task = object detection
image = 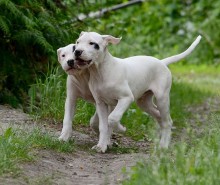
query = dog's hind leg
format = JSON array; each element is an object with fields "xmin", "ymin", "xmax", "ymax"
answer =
[
  {"xmin": 90, "ymin": 111, "xmax": 99, "ymax": 133},
  {"xmin": 153, "ymin": 89, "xmax": 173, "ymax": 149},
  {"xmin": 137, "ymin": 91, "xmax": 161, "ymax": 123}
]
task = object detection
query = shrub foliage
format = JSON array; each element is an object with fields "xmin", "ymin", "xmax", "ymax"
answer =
[{"xmin": 0, "ymin": 0, "xmax": 79, "ymax": 106}]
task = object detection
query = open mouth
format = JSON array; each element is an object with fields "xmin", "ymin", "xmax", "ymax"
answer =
[{"xmin": 76, "ymin": 58, "xmax": 92, "ymax": 66}]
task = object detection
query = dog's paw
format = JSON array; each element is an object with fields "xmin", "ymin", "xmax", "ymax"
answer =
[
  {"xmin": 58, "ymin": 130, "xmax": 72, "ymax": 141},
  {"xmin": 113, "ymin": 123, "xmax": 126, "ymax": 133},
  {"xmin": 92, "ymin": 144, "xmax": 107, "ymax": 153}
]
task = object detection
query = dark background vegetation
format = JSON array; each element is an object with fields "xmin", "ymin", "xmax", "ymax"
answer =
[{"xmin": 0, "ymin": 0, "xmax": 220, "ymax": 108}]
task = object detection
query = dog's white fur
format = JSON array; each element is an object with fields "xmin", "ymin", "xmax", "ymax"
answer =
[
  {"xmin": 73, "ymin": 32, "xmax": 201, "ymax": 152},
  {"xmin": 57, "ymin": 44, "xmax": 126, "ymax": 141}
]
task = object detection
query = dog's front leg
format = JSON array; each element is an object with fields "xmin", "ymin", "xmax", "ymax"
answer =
[
  {"xmin": 108, "ymin": 106, "xmax": 126, "ymax": 133},
  {"xmin": 92, "ymin": 102, "xmax": 110, "ymax": 153},
  {"xmin": 59, "ymin": 77, "xmax": 77, "ymax": 141},
  {"xmin": 108, "ymin": 96, "xmax": 134, "ymax": 136},
  {"xmin": 59, "ymin": 96, "xmax": 76, "ymax": 141}
]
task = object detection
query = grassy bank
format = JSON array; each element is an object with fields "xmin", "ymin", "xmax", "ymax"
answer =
[{"xmin": 0, "ymin": 127, "xmax": 74, "ymax": 176}]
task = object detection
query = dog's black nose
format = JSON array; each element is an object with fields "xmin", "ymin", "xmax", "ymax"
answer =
[
  {"xmin": 75, "ymin": 50, "xmax": 83, "ymax": 57},
  {"xmin": 67, "ymin": 59, "xmax": 74, "ymax": 67}
]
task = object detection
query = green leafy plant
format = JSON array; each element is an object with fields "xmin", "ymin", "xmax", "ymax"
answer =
[{"xmin": 0, "ymin": 0, "xmax": 79, "ymax": 107}]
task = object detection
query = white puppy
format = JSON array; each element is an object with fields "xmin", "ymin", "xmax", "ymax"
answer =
[
  {"xmin": 57, "ymin": 44, "xmax": 126, "ymax": 141},
  {"xmin": 73, "ymin": 32, "xmax": 201, "ymax": 153}
]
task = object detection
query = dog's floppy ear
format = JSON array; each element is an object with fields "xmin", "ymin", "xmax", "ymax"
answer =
[
  {"xmin": 102, "ymin": 35, "xmax": 122, "ymax": 46},
  {"xmin": 57, "ymin": 48, "xmax": 62, "ymax": 62}
]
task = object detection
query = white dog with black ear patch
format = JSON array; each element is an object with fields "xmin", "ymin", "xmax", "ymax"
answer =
[
  {"xmin": 73, "ymin": 32, "xmax": 201, "ymax": 153},
  {"xmin": 57, "ymin": 44, "xmax": 126, "ymax": 142}
]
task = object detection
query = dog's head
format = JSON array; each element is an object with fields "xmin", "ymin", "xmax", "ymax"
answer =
[
  {"xmin": 74, "ymin": 31, "xmax": 121, "ymax": 69},
  {"xmin": 57, "ymin": 44, "xmax": 79, "ymax": 75}
]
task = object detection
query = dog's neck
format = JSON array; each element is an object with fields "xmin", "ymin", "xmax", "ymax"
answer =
[{"xmin": 88, "ymin": 50, "xmax": 116, "ymax": 82}]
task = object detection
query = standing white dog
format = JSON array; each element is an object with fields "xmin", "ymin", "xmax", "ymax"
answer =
[
  {"xmin": 73, "ymin": 32, "xmax": 201, "ymax": 153},
  {"xmin": 57, "ymin": 44, "xmax": 126, "ymax": 141}
]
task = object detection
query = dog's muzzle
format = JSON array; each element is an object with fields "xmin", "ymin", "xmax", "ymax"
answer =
[
  {"xmin": 74, "ymin": 50, "xmax": 92, "ymax": 67},
  {"xmin": 75, "ymin": 50, "xmax": 83, "ymax": 57},
  {"xmin": 67, "ymin": 59, "xmax": 75, "ymax": 68}
]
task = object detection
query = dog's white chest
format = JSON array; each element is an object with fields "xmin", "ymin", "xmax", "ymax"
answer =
[{"xmin": 90, "ymin": 82, "xmax": 118, "ymax": 106}]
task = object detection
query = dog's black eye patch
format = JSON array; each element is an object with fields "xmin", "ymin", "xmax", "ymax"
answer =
[
  {"xmin": 89, "ymin": 42, "xmax": 99, "ymax": 50},
  {"xmin": 72, "ymin": 45, "xmax": 76, "ymax": 52}
]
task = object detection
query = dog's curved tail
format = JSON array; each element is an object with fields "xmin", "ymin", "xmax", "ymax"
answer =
[{"xmin": 161, "ymin": 35, "xmax": 202, "ymax": 65}]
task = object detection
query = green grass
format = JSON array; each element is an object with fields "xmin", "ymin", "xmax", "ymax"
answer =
[
  {"xmin": 0, "ymin": 127, "xmax": 75, "ymax": 176},
  {"xmin": 123, "ymin": 113, "xmax": 220, "ymax": 185},
  {"xmin": 29, "ymin": 66, "xmax": 95, "ymax": 124},
  {"xmin": 29, "ymin": 128, "xmax": 75, "ymax": 153},
  {"xmin": 29, "ymin": 67, "xmax": 67, "ymax": 120},
  {"xmin": 0, "ymin": 127, "xmax": 32, "ymax": 175},
  {"xmin": 170, "ymin": 64, "xmax": 220, "ymax": 95}
]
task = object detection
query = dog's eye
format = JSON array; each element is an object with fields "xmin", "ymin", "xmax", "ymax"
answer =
[
  {"xmin": 76, "ymin": 41, "xmax": 79, "ymax": 44},
  {"xmin": 89, "ymin": 42, "xmax": 99, "ymax": 50},
  {"xmin": 62, "ymin": 54, "xmax": 65, "ymax": 57}
]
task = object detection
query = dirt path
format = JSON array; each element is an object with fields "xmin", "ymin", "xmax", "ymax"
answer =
[{"xmin": 0, "ymin": 105, "xmax": 149, "ymax": 185}]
